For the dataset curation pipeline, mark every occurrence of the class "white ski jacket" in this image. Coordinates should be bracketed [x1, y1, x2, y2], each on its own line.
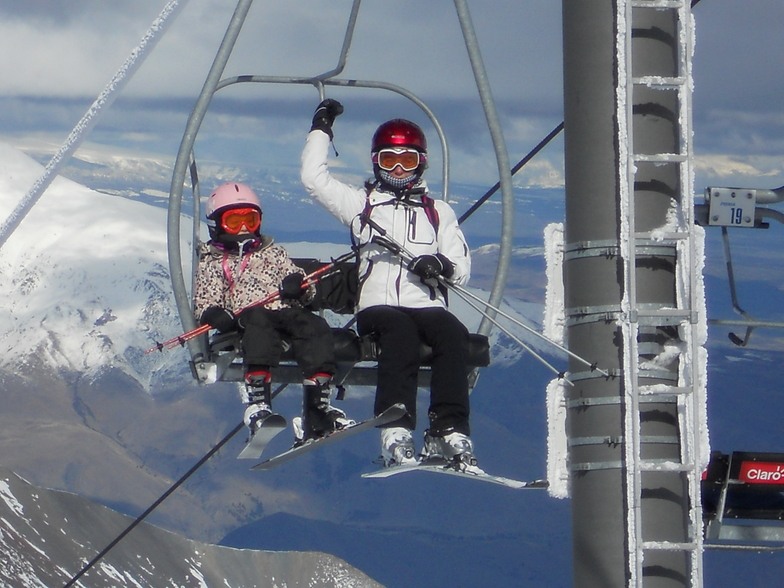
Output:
[301, 129, 470, 312]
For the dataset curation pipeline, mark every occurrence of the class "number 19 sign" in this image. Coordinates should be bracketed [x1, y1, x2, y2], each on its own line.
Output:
[707, 188, 757, 228]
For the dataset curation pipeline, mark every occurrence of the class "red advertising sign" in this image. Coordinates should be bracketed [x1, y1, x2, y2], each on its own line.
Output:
[738, 461, 784, 485]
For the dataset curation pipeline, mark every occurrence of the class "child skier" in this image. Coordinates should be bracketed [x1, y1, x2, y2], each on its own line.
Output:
[300, 99, 477, 471]
[193, 181, 352, 444]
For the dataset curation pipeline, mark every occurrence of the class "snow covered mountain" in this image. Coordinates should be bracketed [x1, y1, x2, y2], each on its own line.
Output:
[0, 465, 381, 588]
[0, 142, 187, 390]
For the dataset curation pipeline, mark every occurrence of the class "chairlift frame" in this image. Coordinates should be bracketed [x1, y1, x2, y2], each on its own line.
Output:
[166, 0, 516, 386]
[694, 190, 784, 551]
[702, 451, 784, 550]
[697, 185, 784, 346]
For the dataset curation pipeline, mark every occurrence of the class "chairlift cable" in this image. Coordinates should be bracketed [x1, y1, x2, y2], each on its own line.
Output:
[0, 0, 189, 251]
[62, 420, 243, 587]
[61, 380, 291, 588]
[458, 121, 564, 225]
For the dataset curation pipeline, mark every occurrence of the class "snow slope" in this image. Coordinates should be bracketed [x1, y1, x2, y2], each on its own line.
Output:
[0, 142, 187, 389]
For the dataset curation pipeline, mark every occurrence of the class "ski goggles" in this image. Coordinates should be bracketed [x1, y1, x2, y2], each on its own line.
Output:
[374, 148, 422, 172]
[220, 207, 261, 234]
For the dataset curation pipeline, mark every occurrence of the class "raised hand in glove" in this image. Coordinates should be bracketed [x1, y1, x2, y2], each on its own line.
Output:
[200, 305, 237, 333]
[280, 273, 305, 300]
[407, 253, 455, 280]
[310, 98, 344, 139]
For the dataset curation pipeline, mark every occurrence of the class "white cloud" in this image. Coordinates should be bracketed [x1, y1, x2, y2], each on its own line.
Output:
[1, 1, 781, 199]
[1, 1, 562, 102]
[514, 159, 565, 189]
[694, 154, 783, 186]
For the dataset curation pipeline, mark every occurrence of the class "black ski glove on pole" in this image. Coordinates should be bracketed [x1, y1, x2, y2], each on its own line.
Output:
[200, 305, 237, 333]
[310, 98, 344, 139]
[407, 253, 455, 280]
[280, 273, 305, 300]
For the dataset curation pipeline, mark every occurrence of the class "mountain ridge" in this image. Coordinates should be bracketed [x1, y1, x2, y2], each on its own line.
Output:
[0, 464, 383, 588]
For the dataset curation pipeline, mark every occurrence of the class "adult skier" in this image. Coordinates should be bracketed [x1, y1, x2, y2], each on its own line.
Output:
[193, 181, 353, 443]
[300, 99, 477, 470]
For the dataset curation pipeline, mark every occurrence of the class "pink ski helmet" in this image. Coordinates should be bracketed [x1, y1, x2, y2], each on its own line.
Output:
[206, 182, 262, 244]
[206, 182, 261, 219]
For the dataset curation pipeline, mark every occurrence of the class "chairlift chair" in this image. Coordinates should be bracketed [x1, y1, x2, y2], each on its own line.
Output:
[703, 451, 784, 548]
[166, 0, 515, 390]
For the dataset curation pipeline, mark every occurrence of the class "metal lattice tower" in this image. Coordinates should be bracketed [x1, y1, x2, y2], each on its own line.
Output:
[619, 0, 705, 585]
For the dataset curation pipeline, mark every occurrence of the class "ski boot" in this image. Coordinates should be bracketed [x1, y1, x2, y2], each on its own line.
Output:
[295, 373, 354, 445]
[421, 427, 481, 473]
[243, 370, 274, 437]
[380, 426, 417, 467]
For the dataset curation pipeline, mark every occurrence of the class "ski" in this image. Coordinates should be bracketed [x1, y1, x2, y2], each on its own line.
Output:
[237, 414, 287, 460]
[362, 458, 548, 490]
[251, 403, 407, 471]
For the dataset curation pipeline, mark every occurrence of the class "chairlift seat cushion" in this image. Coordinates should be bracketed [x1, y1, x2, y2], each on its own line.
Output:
[208, 327, 489, 367]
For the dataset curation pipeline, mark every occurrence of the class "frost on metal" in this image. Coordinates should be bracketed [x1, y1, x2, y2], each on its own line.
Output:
[543, 223, 565, 345]
[677, 224, 710, 471]
[616, 1, 640, 576]
[546, 377, 570, 499]
[614, 0, 707, 581]
[648, 198, 686, 241]
[543, 223, 569, 498]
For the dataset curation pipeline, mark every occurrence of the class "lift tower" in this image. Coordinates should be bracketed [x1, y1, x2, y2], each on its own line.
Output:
[562, 0, 706, 586]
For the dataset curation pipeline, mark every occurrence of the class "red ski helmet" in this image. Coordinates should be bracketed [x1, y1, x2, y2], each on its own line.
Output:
[371, 119, 428, 191]
[371, 119, 427, 155]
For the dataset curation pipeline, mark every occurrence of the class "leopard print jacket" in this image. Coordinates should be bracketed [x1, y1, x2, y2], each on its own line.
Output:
[193, 235, 314, 320]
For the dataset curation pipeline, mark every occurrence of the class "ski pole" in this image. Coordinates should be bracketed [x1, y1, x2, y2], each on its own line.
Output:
[146, 251, 355, 353]
[362, 217, 604, 377]
[447, 281, 608, 377]
[367, 233, 572, 381]
[148, 290, 280, 353]
[447, 284, 574, 384]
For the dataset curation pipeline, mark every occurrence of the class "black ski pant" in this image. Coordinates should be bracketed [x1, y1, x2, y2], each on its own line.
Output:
[240, 306, 336, 379]
[357, 305, 470, 435]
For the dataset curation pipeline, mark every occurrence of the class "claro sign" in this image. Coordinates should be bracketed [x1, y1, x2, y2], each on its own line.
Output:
[738, 461, 784, 485]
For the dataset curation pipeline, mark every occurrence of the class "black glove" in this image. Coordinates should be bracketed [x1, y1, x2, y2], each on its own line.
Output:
[310, 98, 344, 138]
[200, 305, 237, 333]
[407, 253, 455, 280]
[280, 273, 305, 300]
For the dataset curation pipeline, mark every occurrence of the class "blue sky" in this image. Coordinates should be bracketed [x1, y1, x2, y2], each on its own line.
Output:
[0, 0, 782, 194]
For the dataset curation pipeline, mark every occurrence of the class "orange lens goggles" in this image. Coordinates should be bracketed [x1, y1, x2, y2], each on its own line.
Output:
[221, 207, 261, 234]
[376, 148, 421, 172]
